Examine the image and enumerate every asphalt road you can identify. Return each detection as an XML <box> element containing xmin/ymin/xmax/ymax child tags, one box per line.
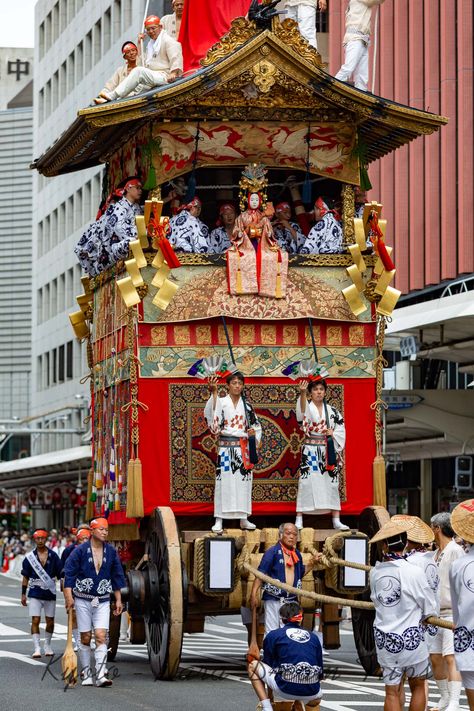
<box><xmin>0</xmin><ymin>572</ymin><xmax>469</xmax><ymax>711</ymax></box>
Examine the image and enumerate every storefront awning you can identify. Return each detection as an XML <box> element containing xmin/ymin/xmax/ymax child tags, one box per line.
<box><xmin>0</xmin><ymin>446</ymin><xmax>91</xmax><ymax>490</ymax></box>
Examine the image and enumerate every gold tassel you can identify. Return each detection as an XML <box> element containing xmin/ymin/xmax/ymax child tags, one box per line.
<box><xmin>275</xmin><ymin>272</ymin><xmax>282</xmax><ymax>299</ymax></box>
<box><xmin>125</xmin><ymin>459</ymin><xmax>135</xmax><ymax>519</ymax></box>
<box><xmin>107</xmin><ymin>523</ymin><xmax>140</xmax><ymax>541</ymax></box>
<box><xmin>373</xmin><ymin>455</ymin><xmax>387</xmax><ymax>508</ymax></box>
<box><xmin>131</xmin><ymin>458</ymin><xmax>144</xmax><ymax>518</ymax></box>
<box><xmin>85</xmin><ymin>468</ymin><xmax>94</xmax><ymax>520</ymax></box>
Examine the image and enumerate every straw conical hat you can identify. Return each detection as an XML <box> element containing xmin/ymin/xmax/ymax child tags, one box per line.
<box><xmin>451</xmin><ymin>499</ymin><xmax>474</xmax><ymax>544</ymax></box>
<box><xmin>392</xmin><ymin>514</ymin><xmax>434</xmax><ymax>544</ymax></box>
<box><xmin>370</xmin><ymin>518</ymin><xmax>412</xmax><ymax>544</ymax></box>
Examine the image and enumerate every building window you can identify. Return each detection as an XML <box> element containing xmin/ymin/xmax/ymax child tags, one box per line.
<box><xmin>67</xmin><ymin>52</ymin><xmax>75</xmax><ymax>94</ymax></box>
<box><xmin>38</xmin><ymin>88</ymin><xmax>45</xmax><ymax>125</ymax></box>
<box><xmin>74</xmin><ymin>188</ymin><xmax>83</xmax><ymax>230</ymax></box>
<box><xmin>113</xmin><ymin>0</ymin><xmax>122</xmax><ymax>35</ymax></box>
<box><xmin>52</xmin><ymin>2</ymin><xmax>60</xmax><ymax>44</ymax></box>
<box><xmin>76</xmin><ymin>41</ymin><xmax>84</xmax><ymax>84</ymax></box>
<box><xmin>67</xmin><ymin>267</ymin><xmax>74</xmax><ymax>306</ymax></box>
<box><xmin>38</xmin><ymin>220</ymin><xmax>44</xmax><ymax>257</ymax></box>
<box><xmin>37</xmin><ymin>356</ymin><xmax>42</xmax><ymax>391</ymax></box>
<box><xmin>59</xmin><ymin>202</ymin><xmax>66</xmax><ymax>243</ymax></box>
<box><xmin>44</xmin><ymin>214</ymin><xmax>51</xmax><ymax>253</ymax></box>
<box><xmin>84</xmin><ymin>180</ymin><xmax>91</xmax><ymax>221</ymax></box>
<box><xmin>93</xmin><ymin>19</ymin><xmax>102</xmax><ymax>65</ymax></box>
<box><xmin>45</xmin><ymin>79</ymin><xmax>51</xmax><ymax>118</ymax></box>
<box><xmin>60</xmin><ymin>61</ymin><xmax>67</xmax><ymax>104</ymax></box>
<box><xmin>45</xmin><ymin>12</ymin><xmax>52</xmax><ymax>52</ymax></box>
<box><xmin>104</xmin><ymin>8</ymin><xmax>111</xmax><ymax>53</ymax></box>
<box><xmin>59</xmin><ymin>272</ymin><xmax>65</xmax><ymax>313</ymax></box>
<box><xmin>45</xmin><ymin>352</ymin><xmax>50</xmax><ymax>388</ymax></box>
<box><xmin>52</xmin><ymin>278</ymin><xmax>58</xmax><ymax>316</ymax></box>
<box><xmin>66</xmin><ymin>195</ymin><xmax>74</xmax><ymax>233</ymax></box>
<box><xmin>85</xmin><ymin>31</ymin><xmax>92</xmax><ymax>74</ymax></box>
<box><xmin>51</xmin><ymin>209</ymin><xmax>58</xmax><ymax>248</ymax></box>
<box><xmin>124</xmin><ymin>0</ymin><xmax>132</xmax><ymax>27</ymax></box>
<box><xmin>37</xmin><ymin>288</ymin><xmax>43</xmax><ymax>325</ymax></box>
<box><xmin>58</xmin><ymin>344</ymin><xmax>65</xmax><ymax>383</ymax></box>
<box><xmin>66</xmin><ymin>341</ymin><xmax>73</xmax><ymax>379</ymax></box>
<box><xmin>44</xmin><ymin>283</ymin><xmax>50</xmax><ymax>321</ymax></box>
<box><xmin>39</xmin><ymin>22</ymin><xmax>45</xmax><ymax>59</ymax></box>
<box><xmin>52</xmin><ymin>348</ymin><xmax>57</xmax><ymax>384</ymax></box>
<box><xmin>60</xmin><ymin>0</ymin><xmax>67</xmax><ymax>32</ymax></box>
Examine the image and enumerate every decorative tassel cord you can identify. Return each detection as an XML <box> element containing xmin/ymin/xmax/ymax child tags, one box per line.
<box><xmin>370</xmin><ymin>315</ymin><xmax>389</xmax><ymax>458</ymax></box>
<box><xmin>243</xmin><ymin>562</ymin><xmax>454</xmax><ymax>628</ymax></box>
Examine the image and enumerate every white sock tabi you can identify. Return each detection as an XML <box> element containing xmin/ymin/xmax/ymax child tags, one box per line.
<box><xmin>434</xmin><ymin>678</ymin><xmax>449</xmax><ymax>710</ymax></box>
<box><xmin>445</xmin><ymin>680</ymin><xmax>462</xmax><ymax>711</ymax></box>
<box><xmin>78</xmin><ymin>642</ymin><xmax>91</xmax><ymax>676</ymax></box>
<box><xmin>32</xmin><ymin>632</ymin><xmax>41</xmax><ymax>652</ymax></box>
<box><xmin>95</xmin><ymin>643</ymin><xmax>108</xmax><ymax>678</ymax></box>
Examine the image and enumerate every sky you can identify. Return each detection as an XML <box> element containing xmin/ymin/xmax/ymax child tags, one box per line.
<box><xmin>1</xmin><ymin>0</ymin><xmax>37</xmax><ymax>48</ymax></box>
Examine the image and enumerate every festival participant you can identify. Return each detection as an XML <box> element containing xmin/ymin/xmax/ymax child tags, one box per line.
<box><xmin>60</xmin><ymin>525</ymin><xmax>91</xmax><ymax>651</ymax></box>
<box><xmin>295</xmin><ymin>379</ymin><xmax>348</xmax><ymax>531</ymax></box>
<box><xmin>272</xmin><ymin>201</ymin><xmax>305</xmax><ymax>254</ymax></box>
<box><xmin>208</xmin><ymin>203</ymin><xmax>236</xmax><ymax>253</ymax></box>
<box><xmin>74</xmin><ymin>177</ymin><xmax>143</xmax><ymax>277</ymax></box>
<box><xmin>163</xmin><ymin>176</ymin><xmax>187</xmax><ymax>215</ymax></box>
<box><xmin>168</xmin><ymin>196</ymin><xmax>209</xmax><ymax>252</ymax></box>
<box><xmin>204</xmin><ymin>371</ymin><xmax>261</xmax><ymax>533</ymax></box>
<box><xmin>161</xmin><ymin>0</ymin><xmax>184</xmax><ymax>39</ymax></box>
<box><xmin>250</xmin><ymin>523</ymin><xmax>320</xmax><ymax>634</ymax></box>
<box><xmin>430</xmin><ymin>512</ymin><xmax>465</xmax><ymax>711</ymax></box>
<box><xmin>370</xmin><ymin>519</ymin><xmax>437</xmax><ymax>711</ymax></box>
<box><xmin>283</xmin><ymin>0</ymin><xmax>327</xmax><ymax>50</ymax></box>
<box><xmin>248</xmin><ymin>602</ymin><xmax>323</xmax><ymax>710</ymax></box>
<box><xmin>335</xmin><ymin>0</ymin><xmax>386</xmax><ymax>92</ymax></box>
<box><xmin>300</xmin><ymin>197</ymin><xmax>343</xmax><ymax>253</ymax></box>
<box><xmin>450</xmin><ymin>500</ymin><xmax>474</xmax><ymax>711</ymax></box>
<box><xmin>228</xmin><ymin>164</ymin><xmax>288</xmax><ymax>298</ymax></box>
<box><xmin>63</xmin><ymin>517</ymin><xmax>125</xmax><ymax>687</ymax></box>
<box><xmin>94</xmin><ymin>15</ymin><xmax>183</xmax><ymax>103</ymax></box>
<box><xmin>94</xmin><ymin>41</ymin><xmax>139</xmax><ymax>103</ymax></box>
<box><xmin>20</xmin><ymin>529</ymin><xmax>63</xmax><ymax>658</ymax></box>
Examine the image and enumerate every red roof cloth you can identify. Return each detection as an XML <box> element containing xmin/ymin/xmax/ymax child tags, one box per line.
<box><xmin>178</xmin><ymin>0</ymin><xmax>252</xmax><ymax>72</ymax></box>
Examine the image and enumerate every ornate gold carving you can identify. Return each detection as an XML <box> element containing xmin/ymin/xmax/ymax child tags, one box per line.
<box><xmin>261</xmin><ymin>325</ymin><xmax>276</xmax><ymax>345</ymax></box>
<box><xmin>174</xmin><ymin>325</ymin><xmax>191</xmax><ymax>345</ymax></box>
<box><xmin>151</xmin><ymin>325</ymin><xmax>167</xmax><ymax>345</ymax></box>
<box><xmin>251</xmin><ymin>60</ymin><xmax>277</xmax><ymax>93</ymax></box>
<box><xmin>327</xmin><ymin>326</ymin><xmax>342</xmax><ymax>346</ymax></box>
<box><xmin>342</xmin><ymin>184</ymin><xmax>356</xmax><ymax>247</ymax></box>
<box><xmin>218</xmin><ymin>323</ymin><xmax>233</xmax><ymax>345</ymax></box>
<box><xmin>239</xmin><ymin>324</ymin><xmax>255</xmax><ymax>345</ymax></box>
<box><xmin>201</xmin><ymin>18</ymin><xmax>258</xmax><ymax>67</ymax></box>
<box><xmin>136</xmin><ymin>284</ymin><xmax>149</xmax><ymax>299</ymax></box>
<box><xmin>196</xmin><ymin>325</ymin><xmax>211</xmax><ymax>344</ymax></box>
<box><xmin>349</xmin><ymin>325</ymin><xmax>365</xmax><ymax>345</ymax></box>
<box><xmin>304</xmin><ymin>325</ymin><xmax>320</xmax><ymax>346</ymax></box>
<box><xmin>283</xmin><ymin>325</ymin><xmax>298</xmax><ymax>345</ymax></box>
<box><xmin>273</xmin><ymin>19</ymin><xmax>324</xmax><ymax>68</ymax></box>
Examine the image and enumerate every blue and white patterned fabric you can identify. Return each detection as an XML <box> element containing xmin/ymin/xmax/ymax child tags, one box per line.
<box><xmin>300</xmin><ymin>213</ymin><xmax>343</xmax><ymax>254</ymax></box>
<box><xmin>273</xmin><ymin>221</ymin><xmax>305</xmax><ymax>254</ymax></box>
<box><xmin>64</xmin><ymin>541</ymin><xmax>126</xmax><ymax>601</ymax></box>
<box><xmin>168</xmin><ymin>211</ymin><xmax>209</xmax><ymax>252</ymax></box>
<box><xmin>208</xmin><ymin>226</ymin><xmax>232</xmax><ymax>253</ymax></box>
<box><xmin>370</xmin><ymin>557</ymin><xmax>437</xmax><ymax>668</ymax></box>
<box><xmin>74</xmin><ymin>198</ymin><xmax>143</xmax><ymax>276</ymax></box>
<box><xmin>258</xmin><ymin>543</ymin><xmax>305</xmax><ymax>602</ymax></box>
<box><xmin>450</xmin><ymin>545</ymin><xmax>474</xmax><ymax>671</ymax></box>
<box><xmin>21</xmin><ymin>548</ymin><xmax>63</xmax><ymax>600</ymax></box>
<box><xmin>263</xmin><ymin>623</ymin><xmax>323</xmax><ymax>698</ymax></box>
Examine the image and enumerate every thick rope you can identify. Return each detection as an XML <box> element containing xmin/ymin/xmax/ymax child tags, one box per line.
<box><xmin>243</xmin><ymin>562</ymin><xmax>455</xmax><ymax>629</ymax></box>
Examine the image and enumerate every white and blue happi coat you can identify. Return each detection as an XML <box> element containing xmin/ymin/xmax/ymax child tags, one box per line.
<box><xmin>450</xmin><ymin>545</ymin><xmax>473</xmax><ymax>671</ymax></box>
<box><xmin>263</xmin><ymin>623</ymin><xmax>323</xmax><ymax>699</ymax></box>
<box><xmin>64</xmin><ymin>541</ymin><xmax>126</xmax><ymax>601</ymax></box>
<box><xmin>208</xmin><ymin>226</ymin><xmax>232</xmax><ymax>253</ymax></box>
<box><xmin>21</xmin><ymin>548</ymin><xmax>63</xmax><ymax>600</ymax></box>
<box><xmin>168</xmin><ymin>211</ymin><xmax>209</xmax><ymax>252</ymax></box>
<box><xmin>204</xmin><ymin>394</ymin><xmax>261</xmax><ymax>518</ymax></box>
<box><xmin>273</xmin><ymin>221</ymin><xmax>305</xmax><ymax>254</ymax></box>
<box><xmin>258</xmin><ymin>542</ymin><xmax>305</xmax><ymax>602</ymax></box>
<box><xmin>74</xmin><ymin>197</ymin><xmax>143</xmax><ymax>276</ymax></box>
<box><xmin>370</xmin><ymin>557</ymin><xmax>437</xmax><ymax>670</ymax></box>
<box><xmin>300</xmin><ymin>213</ymin><xmax>343</xmax><ymax>254</ymax></box>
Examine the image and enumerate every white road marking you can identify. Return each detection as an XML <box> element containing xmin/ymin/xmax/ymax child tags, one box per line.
<box><xmin>0</xmin><ymin>650</ymin><xmax>45</xmax><ymax>666</ymax></box>
<box><xmin>0</xmin><ymin>623</ymin><xmax>28</xmax><ymax>636</ymax></box>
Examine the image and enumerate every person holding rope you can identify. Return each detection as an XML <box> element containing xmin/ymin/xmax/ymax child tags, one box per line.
<box><xmin>20</xmin><ymin>528</ymin><xmax>63</xmax><ymax>659</ymax></box>
<box><xmin>450</xmin><ymin>500</ymin><xmax>474</xmax><ymax>711</ymax></box>
<box><xmin>204</xmin><ymin>371</ymin><xmax>262</xmax><ymax>533</ymax></box>
<box><xmin>248</xmin><ymin>601</ymin><xmax>323</xmax><ymax>711</ymax></box>
<box><xmin>295</xmin><ymin>377</ymin><xmax>348</xmax><ymax>531</ymax></box>
<box><xmin>63</xmin><ymin>517</ymin><xmax>125</xmax><ymax>687</ymax></box>
<box><xmin>370</xmin><ymin>519</ymin><xmax>437</xmax><ymax>711</ymax></box>
<box><xmin>251</xmin><ymin>522</ymin><xmax>321</xmax><ymax>635</ymax></box>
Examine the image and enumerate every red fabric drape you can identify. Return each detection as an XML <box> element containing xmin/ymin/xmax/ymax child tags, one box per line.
<box><xmin>178</xmin><ymin>0</ymin><xmax>252</xmax><ymax>72</ymax></box>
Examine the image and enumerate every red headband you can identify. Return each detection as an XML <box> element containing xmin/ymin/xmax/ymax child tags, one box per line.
<box><xmin>219</xmin><ymin>203</ymin><xmax>235</xmax><ymax>215</ymax></box>
<box><xmin>76</xmin><ymin>529</ymin><xmax>91</xmax><ymax>540</ymax></box>
<box><xmin>145</xmin><ymin>15</ymin><xmax>161</xmax><ymax>27</ymax></box>
<box><xmin>122</xmin><ymin>42</ymin><xmax>137</xmax><ymax>55</ymax></box>
<box><xmin>288</xmin><ymin>612</ymin><xmax>303</xmax><ymax>623</ymax></box>
<box><xmin>179</xmin><ymin>196</ymin><xmax>201</xmax><ymax>212</ymax></box>
<box><xmin>33</xmin><ymin>529</ymin><xmax>48</xmax><ymax>539</ymax></box>
<box><xmin>124</xmin><ymin>179</ymin><xmax>141</xmax><ymax>191</ymax></box>
<box><xmin>275</xmin><ymin>202</ymin><xmax>291</xmax><ymax>212</ymax></box>
<box><xmin>90</xmin><ymin>517</ymin><xmax>109</xmax><ymax>530</ymax></box>
<box><xmin>315</xmin><ymin>197</ymin><xmax>333</xmax><ymax>218</ymax></box>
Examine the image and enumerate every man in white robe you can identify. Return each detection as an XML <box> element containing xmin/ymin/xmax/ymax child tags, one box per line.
<box><xmin>370</xmin><ymin>520</ymin><xmax>438</xmax><ymax>711</ymax></box>
<box><xmin>161</xmin><ymin>0</ymin><xmax>184</xmax><ymax>40</ymax></box>
<box><xmin>168</xmin><ymin>197</ymin><xmax>209</xmax><ymax>252</ymax></box>
<box><xmin>204</xmin><ymin>371</ymin><xmax>262</xmax><ymax>533</ymax></box>
<box><xmin>283</xmin><ymin>0</ymin><xmax>327</xmax><ymax>50</ymax></box>
<box><xmin>95</xmin><ymin>41</ymin><xmax>138</xmax><ymax>103</ymax></box>
<box><xmin>450</xmin><ymin>499</ymin><xmax>474</xmax><ymax>709</ymax></box>
<box><xmin>295</xmin><ymin>378</ymin><xmax>348</xmax><ymax>531</ymax></box>
<box><xmin>430</xmin><ymin>512</ymin><xmax>465</xmax><ymax>711</ymax></box>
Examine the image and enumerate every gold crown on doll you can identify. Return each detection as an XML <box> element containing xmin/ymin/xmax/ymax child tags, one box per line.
<box><xmin>239</xmin><ymin>162</ymin><xmax>268</xmax><ymax>212</ymax></box>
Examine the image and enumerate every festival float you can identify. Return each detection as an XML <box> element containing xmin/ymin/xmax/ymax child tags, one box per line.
<box><xmin>33</xmin><ymin>13</ymin><xmax>446</xmax><ymax>684</ymax></box>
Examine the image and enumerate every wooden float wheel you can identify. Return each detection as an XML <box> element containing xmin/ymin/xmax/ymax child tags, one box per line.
<box><xmin>107</xmin><ymin>603</ymin><xmax>121</xmax><ymax>662</ymax></box>
<box><xmin>352</xmin><ymin>505</ymin><xmax>390</xmax><ymax>676</ymax></box>
<box><xmin>144</xmin><ymin>507</ymin><xmax>184</xmax><ymax>680</ymax></box>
